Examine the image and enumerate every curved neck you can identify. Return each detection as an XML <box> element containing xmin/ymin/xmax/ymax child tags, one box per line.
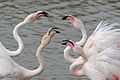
<box><xmin>70</xmin><ymin>60</ymin><xmax>85</xmax><ymax>76</ymax></box>
<box><xmin>70</xmin><ymin>52</ymin><xmax>87</xmax><ymax>76</ymax></box>
<box><xmin>74</xmin><ymin>20</ymin><xmax>87</xmax><ymax>46</ymax></box>
<box><xmin>6</xmin><ymin>21</ymin><xmax>27</xmax><ymax>56</ymax></box>
<box><xmin>64</xmin><ymin>20</ymin><xmax>87</xmax><ymax>63</ymax></box>
<box><xmin>64</xmin><ymin>46</ymin><xmax>80</xmax><ymax>64</ymax></box>
<box><xmin>77</xmin><ymin>27</ymin><xmax>87</xmax><ymax>46</ymax></box>
<box><xmin>22</xmin><ymin>44</ymin><xmax>45</xmax><ymax>78</ymax></box>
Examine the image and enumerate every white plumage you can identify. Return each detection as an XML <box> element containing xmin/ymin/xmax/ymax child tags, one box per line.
<box><xmin>84</xmin><ymin>47</ymin><xmax>120</xmax><ymax>80</ymax></box>
<box><xmin>62</xmin><ymin>15</ymin><xmax>120</xmax><ymax>64</ymax></box>
<box><xmin>62</xmin><ymin>15</ymin><xmax>120</xmax><ymax>80</ymax></box>
<box><xmin>84</xmin><ymin>21</ymin><xmax>120</xmax><ymax>58</ymax></box>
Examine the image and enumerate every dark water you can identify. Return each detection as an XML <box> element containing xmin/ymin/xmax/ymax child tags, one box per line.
<box><xmin>0</xmin><ymin>0</ymin><xmax>120</xmax><ymax>80</ymax></box>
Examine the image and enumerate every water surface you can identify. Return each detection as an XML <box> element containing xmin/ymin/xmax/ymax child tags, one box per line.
<box><xmin>0</xmin><ymin>0</ymin><xmax>120</xmax><ymax>80</ymax></box>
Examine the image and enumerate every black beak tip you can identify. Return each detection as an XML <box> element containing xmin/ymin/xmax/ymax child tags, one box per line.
<box><xmin>61</xmin><ymin>42</ymin><xmax>67</xmax><ymax>45</ymax></box>
<box><xmin>52</xmin><ymin>27</ymin><xmax>59</xmax><ymax>29</ymax></box>
<box><xmin>56</xmin><ymin>31</ymin><xmax>60</xmax><ymax>33</ymax></box>
<box><xmin>43</xmin><ymin>11</ymin><xmax>49</xmax><ymax>17</ymax></box>
<box><xmin>61</xmin><ymin>39</ymin><xmax>69</xmax><ymax>45</ymax></box>
<box><xmin>62</xmin><ymin>16</ymin><xmax>69</xmax><ymax>20</ymax></box>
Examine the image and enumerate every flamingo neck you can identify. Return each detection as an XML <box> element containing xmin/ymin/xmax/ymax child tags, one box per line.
<box><xmin>23</xmin><ymin>44</ymin><xmax>45</xmax><ymax>78</ymax></box>
<box><xmin>6</xmin><ymin>21</ymin><xmax>27</xmax><ymax>56</ymax></box>
<box><xmin>73</xmin><ymin>20</ymin><xmax>87</xmax><ymax>46</ymax></box>
<box><xmin>77</xmin><ymin>48</ymin><xmax>88</xmax><ymax>61</ymax></box>
<box><xmin>70</xmin><ymin>60</ymin><xmax>85</xmax><ymax>76</ymax></box>
<box><xmin>63</xmin><ymin>20</ymin><xmax>87</xmax><ymax>63</ymax></box>
<box><xmin>64</xmin><ymin>46</ymin><xmax>80</xmax><ymax>64</ymax></box>
<box><xmin>70</xmin><ymin>52</ymin><xmax>87</xmax><ymax>76</ymax></box>
<box><xmin>77</xmin><ymin>27</ymin><xmax>87</xmax><ymax>46</ymax></box>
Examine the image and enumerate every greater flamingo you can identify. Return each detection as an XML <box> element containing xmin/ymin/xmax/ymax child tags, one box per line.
<box><xmin>0</xmin><ymin>11</ymin><xmax>48</xmax><ymax>56</ymax></box>
<box><xmin>62</xmin><ymin>15</ymin><xmax>120</xmax><ymax>64</ymax></box>
<box><xmin>0</xmin><ymin>27</ymin><xmax>60</xmax><ymax>80</ymax></box>
<box><xmin>62</xmin><ymin>39</ymin><xmax>120</xmax><ymax>80</ymax></box>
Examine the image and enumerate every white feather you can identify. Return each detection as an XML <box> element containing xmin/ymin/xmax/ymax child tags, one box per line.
<box><xmin>83</xmin><ymin>47</ymin><xmax>120</xmax><ymax>80</ymax></box>
<box><xmin>84</xmin><ymin>21</ymin><xmax>120</xmax><ymax>57</ymax></box>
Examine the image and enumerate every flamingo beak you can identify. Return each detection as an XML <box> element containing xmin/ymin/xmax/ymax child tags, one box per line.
<box><xmin>62</xmin><ymin>16</ymin><xmax>69</xmax><ymax>20</ymax></box>
<box><xmin>48</xmin><ymin>27</ymin><xmax>60</xmax><ymax>35</ymax></box>
<box><xmin>62</xmin><ymin>39</ymin><xmax>75</xmax><ymax>47</ymax></box>
<box><xmin>51</xmin><ymin>27</ymin><xmax>59</xmax><ymax>30</ymax></box>
<box><xmin>40</xmin><ymin>11</ymin><xmax>49</xmax><ymax>17</ymax></box>
<box><xmin>52</xmin><ymin>27</ymin><xmax>60</xmax><ymax>33</ymax></box>
<box><xmin>55</xmin><ymin>30</ymin><xmax>60</xmax><ymax>33</ymax></box>
<box><xmin>62</xmin><ymin>39</ymin><xmax>69</xmax><ymax>45</ymax></box>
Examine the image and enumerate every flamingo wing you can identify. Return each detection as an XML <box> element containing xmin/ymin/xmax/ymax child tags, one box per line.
<box><xmin>84</xmin><ymin>47</ymin><xmax>120</xmax><ymax>80</ymax></box>
<box><xmin>0</xmin><ymin>42</ymin><xmax>12</xmax><ymax>59</ymax></box>
<box><xmin>0</xmin><ymin>43</ymin><xmax>16</xmax><ymax>79</ymax></box>
<box><xmin>83</xmin><ymin>21</ymin><xmax>120</xmax><ymax>57</ymax></box>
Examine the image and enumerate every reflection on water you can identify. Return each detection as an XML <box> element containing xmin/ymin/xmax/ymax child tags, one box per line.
<box><xmin>0</xmin><ymin>0</ymin><xmax>120</xmax><ymax>80</ymax></box>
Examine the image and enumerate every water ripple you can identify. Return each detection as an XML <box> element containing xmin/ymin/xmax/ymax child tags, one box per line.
<box><xmin>0</xmin><ymin>0</ymin><xmax>120</xmax><ymax>80</ymax></box>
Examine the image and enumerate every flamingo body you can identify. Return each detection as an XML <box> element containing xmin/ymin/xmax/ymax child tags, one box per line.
<box><xmin>62</xmin><ymin>40</ymin><xmax>120</xmax><ymax>80</ymax></box>
<box><xmin>83</xmin><ymin>47</ymin><xmax>120</xmax><ymax>80</ymax></box>
<box><xmin>62</xmin><ymin>15</ymin><xmax>120</xmax><ymax>80</ymax></box>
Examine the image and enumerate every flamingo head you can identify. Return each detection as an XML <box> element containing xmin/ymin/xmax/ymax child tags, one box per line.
<box><xmin>62</xmin><ymin>39</ymin><xmax>84</xmax><ymax>56</ymax></box>
<box><xmin>62</xmin><ymin>15</ymin><xmax>83</xmax><ymax>29</ymax></box>
<box><xmin>41</xmin><ymin>27</ymin><xmax>60</xmax><ymax>47</ymax></box>
<box><xmin>24</xmin><ymin>11</ymin><xmax>48</xmax><ymax>23</ymax></box>
<box><xmin>62</xmin><ymin>39</ymin><xmax>75</xmax><ymax>48</ymax></box>
<box><xmin>62</xmin><ymin>15</ymin><xmax>79</xmax><ymax>23</ymax></box>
